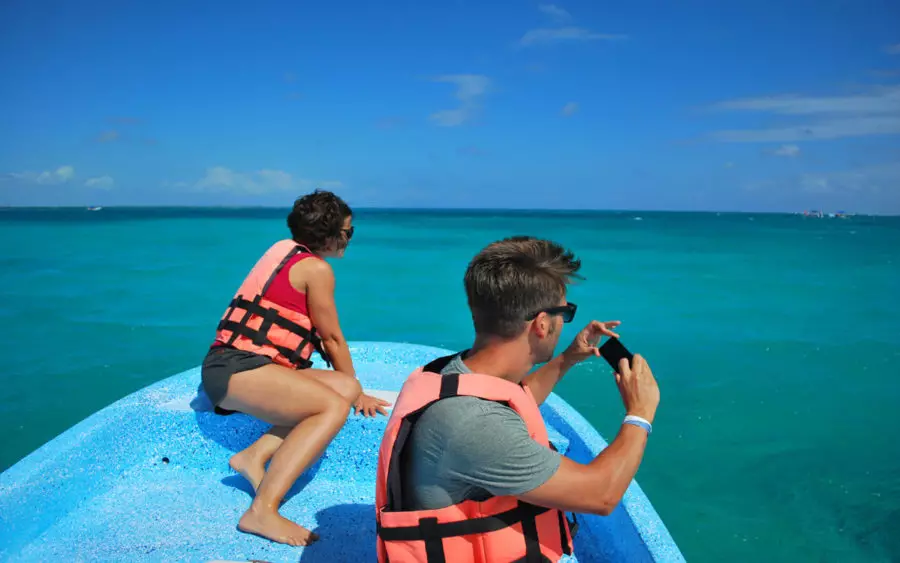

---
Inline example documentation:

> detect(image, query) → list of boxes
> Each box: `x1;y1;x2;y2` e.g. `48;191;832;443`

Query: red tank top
211;250;319;349
263;251;319;315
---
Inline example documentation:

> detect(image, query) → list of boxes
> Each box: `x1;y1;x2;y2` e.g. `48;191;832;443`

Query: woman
201;189;390;546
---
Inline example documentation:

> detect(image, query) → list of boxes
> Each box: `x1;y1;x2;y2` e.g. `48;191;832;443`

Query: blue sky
1;0;899;213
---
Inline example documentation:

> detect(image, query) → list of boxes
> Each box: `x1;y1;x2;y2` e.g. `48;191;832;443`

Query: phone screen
599;337;634;373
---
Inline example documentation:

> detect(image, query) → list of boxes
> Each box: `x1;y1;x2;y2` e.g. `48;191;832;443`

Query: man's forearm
523;353;576;405
587;424;649;513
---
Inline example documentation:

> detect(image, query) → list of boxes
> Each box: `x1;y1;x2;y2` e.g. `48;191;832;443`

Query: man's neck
461;335;534;384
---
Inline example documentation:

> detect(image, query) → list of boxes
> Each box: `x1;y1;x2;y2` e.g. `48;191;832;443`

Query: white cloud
798;162;900;195
712;117;900;142
521;3;624;47
4;165;75;185
96;130;120;143
519;27;626;47
84;175;115;189
710;85;900;116
539;4;572;23
434;74;490;102
561;101;579;116
457;146;487;157
189;166;342;195
429;74;491;127
747;162;900;197
708;85;900;142
885;44;900;55
773;144;801;157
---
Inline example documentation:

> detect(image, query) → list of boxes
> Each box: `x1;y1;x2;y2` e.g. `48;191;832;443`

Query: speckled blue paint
0;342;683;562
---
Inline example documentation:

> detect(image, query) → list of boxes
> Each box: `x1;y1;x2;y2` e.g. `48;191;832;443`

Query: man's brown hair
464;236;583;339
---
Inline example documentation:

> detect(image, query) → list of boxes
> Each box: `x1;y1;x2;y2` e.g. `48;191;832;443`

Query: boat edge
0;340;682;562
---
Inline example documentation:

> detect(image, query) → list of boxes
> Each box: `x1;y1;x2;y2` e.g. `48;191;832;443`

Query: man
375;236;661;562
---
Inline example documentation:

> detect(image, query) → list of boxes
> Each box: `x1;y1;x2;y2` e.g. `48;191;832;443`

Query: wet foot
229;451;265;492
238;505;319;547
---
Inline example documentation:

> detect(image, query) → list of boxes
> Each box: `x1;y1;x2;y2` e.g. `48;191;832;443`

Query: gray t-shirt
401;354;562;510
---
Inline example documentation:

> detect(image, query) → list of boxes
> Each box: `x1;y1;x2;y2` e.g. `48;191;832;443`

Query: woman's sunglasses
342;226;355;240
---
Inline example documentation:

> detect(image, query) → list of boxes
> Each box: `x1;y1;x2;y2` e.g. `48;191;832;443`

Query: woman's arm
293;257;390;416
299;259;355;377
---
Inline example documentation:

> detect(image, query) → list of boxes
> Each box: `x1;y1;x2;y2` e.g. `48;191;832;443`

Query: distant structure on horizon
801;209;854;218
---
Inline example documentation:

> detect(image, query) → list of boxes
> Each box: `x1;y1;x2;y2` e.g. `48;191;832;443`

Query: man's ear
530;312;549;338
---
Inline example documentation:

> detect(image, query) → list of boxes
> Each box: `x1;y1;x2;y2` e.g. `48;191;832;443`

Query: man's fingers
377;405;389;416
631;354;645;372
589;320;621;339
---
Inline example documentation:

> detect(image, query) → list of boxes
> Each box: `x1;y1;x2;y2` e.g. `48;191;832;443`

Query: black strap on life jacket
379;357;573;562
218;244;331;368
547;442;579;544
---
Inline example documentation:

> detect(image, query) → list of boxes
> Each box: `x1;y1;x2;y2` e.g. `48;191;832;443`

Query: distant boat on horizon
802;209;855;219
86;206;103;211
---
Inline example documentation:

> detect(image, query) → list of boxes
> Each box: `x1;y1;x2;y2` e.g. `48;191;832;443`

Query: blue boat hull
0;342;683;562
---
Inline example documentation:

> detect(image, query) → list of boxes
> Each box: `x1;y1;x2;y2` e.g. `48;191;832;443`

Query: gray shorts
201;345;273;415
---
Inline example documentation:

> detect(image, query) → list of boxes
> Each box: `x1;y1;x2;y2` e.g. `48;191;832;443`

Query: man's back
400;355;561;510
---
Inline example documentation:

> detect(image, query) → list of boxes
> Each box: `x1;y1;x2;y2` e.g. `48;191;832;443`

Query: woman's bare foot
229;451;266;492
237;504;319;547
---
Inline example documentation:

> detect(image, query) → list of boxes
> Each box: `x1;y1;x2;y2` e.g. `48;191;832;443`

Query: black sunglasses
342;226;354;240
527;302;577;323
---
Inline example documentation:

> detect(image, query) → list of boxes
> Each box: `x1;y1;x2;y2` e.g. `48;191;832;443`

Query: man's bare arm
522;353;576;405
524;320;622;405
520;354;660;515
518;424;648;515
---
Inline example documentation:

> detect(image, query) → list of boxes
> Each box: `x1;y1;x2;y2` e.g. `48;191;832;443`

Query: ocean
1;207;898;562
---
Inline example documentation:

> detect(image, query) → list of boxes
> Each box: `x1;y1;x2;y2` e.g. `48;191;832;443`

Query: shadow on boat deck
190;382;326;505
300;503;377;562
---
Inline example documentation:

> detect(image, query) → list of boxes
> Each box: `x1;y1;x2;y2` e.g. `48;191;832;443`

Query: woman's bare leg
229;426;291;492
217;364;354;546
229;369;361;492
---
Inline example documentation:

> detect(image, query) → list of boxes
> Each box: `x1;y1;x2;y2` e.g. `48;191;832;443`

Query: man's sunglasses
527;302;577;323
342;226;355;240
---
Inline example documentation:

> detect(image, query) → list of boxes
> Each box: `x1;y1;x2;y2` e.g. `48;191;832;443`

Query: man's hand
614;354;659;423
562;320;622;365
354;393;391;417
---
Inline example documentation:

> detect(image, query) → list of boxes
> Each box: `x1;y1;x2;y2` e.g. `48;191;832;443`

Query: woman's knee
331;371;362;403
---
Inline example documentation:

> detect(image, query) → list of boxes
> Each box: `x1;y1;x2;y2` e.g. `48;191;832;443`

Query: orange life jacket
214;239;331;370
375;353;576;563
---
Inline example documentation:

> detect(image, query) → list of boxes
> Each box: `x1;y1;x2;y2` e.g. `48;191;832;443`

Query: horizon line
0;205;880;216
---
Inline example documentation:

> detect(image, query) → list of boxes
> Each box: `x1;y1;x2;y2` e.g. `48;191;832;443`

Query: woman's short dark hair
286;190;352;251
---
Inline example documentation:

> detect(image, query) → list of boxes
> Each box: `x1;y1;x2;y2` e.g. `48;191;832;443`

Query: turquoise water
1;208;898;562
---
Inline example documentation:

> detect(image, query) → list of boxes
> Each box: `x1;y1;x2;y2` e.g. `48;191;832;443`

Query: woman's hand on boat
563;320;622;364
354;393;391;417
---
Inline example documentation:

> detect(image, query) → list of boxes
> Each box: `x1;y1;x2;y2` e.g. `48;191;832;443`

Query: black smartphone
599;337;634;373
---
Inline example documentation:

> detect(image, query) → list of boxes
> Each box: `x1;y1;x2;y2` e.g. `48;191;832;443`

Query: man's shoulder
419;395;498;419
417;395;521;433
